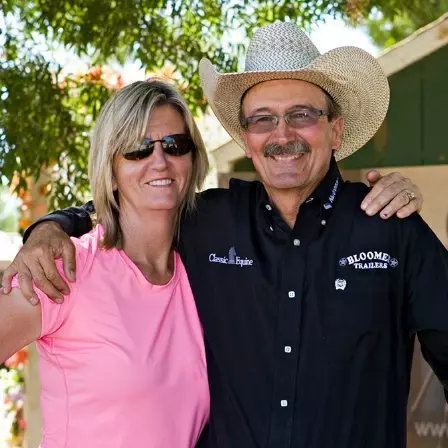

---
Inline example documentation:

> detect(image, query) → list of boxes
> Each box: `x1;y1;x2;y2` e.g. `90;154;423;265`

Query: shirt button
265;204;272;211
288;291;295;298
321;219;327;226
269;226;274;232
280;400;288;407
284;346;292;353
293;238;300;246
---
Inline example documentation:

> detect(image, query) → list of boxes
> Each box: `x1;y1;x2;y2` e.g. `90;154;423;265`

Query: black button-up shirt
28;158;448;448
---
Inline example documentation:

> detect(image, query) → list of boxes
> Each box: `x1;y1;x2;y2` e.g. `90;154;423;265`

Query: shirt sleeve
404;214;448;334
11;234;93;337
418;330;448;401
403;214;448;399
23;201;95;243
10;259;72;337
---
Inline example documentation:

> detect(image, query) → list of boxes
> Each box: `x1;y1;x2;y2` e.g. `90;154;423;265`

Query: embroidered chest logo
322;178;340;210
338;251;399;270
335;278;347;290
209;246;254;268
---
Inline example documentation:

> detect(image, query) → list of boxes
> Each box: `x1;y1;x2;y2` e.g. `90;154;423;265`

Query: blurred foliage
0;46;111;209
1;0;447;208
1;349;27;447
0;185;20;232
361;0;448;48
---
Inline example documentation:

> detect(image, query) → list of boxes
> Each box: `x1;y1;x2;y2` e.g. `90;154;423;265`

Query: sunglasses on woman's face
123;134;195;161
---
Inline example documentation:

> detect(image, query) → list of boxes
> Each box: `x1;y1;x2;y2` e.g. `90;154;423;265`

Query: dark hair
324;90;341;120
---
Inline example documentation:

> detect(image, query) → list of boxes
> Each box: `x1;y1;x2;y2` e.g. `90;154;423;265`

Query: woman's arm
0;288;41;363
1;202;95;304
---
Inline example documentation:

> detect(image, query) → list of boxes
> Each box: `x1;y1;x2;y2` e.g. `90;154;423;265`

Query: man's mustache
263;141;311;158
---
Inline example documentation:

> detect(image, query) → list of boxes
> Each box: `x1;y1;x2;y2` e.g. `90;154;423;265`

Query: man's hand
361;171;423;219
1;222;76;305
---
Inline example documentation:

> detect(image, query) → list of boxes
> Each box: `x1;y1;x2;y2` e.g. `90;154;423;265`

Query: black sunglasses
123;134;195;161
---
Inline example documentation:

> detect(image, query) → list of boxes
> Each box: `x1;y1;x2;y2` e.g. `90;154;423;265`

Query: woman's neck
118;208;177;285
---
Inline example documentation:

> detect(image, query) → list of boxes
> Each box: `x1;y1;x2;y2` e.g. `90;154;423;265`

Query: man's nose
271;116;296;143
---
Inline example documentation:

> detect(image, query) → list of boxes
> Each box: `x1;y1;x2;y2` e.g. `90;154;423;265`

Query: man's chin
264;175;308;191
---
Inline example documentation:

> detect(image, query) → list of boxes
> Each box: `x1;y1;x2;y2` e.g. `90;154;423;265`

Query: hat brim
200;46;390;161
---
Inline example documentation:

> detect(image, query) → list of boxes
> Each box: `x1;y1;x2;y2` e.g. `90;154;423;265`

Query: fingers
361;172;405;216
360;171;423;219
365;169;381;185
25;242;69;301
17;267;40;306
4;254;65;305
61;240;77;282
1;221;72;305
402;185;423;215
396;200;421;219
2;256;41;306
35;257;67;303
1;261;19;295
377;189;414;220
1;257;40;306
395;187;423;218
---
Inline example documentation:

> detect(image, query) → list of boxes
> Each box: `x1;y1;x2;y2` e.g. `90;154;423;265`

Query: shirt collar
311;155;343;207
258;155;343;211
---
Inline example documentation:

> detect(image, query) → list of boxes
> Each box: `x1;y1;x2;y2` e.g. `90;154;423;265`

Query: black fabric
27;158;448;448
23;201;95;243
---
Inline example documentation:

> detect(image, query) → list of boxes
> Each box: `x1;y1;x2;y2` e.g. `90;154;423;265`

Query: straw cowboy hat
199;21;390;160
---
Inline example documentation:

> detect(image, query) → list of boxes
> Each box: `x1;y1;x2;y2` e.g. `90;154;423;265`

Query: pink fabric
13;225;209;447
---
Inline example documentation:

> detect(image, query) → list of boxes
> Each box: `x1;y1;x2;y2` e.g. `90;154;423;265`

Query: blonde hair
88;80;209;248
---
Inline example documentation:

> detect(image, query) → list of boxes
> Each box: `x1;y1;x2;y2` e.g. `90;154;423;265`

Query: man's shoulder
196;178;260;210
337;181;397;230
180;179;260;242
339;181;442;246
339;181;385;217
340;180;370;199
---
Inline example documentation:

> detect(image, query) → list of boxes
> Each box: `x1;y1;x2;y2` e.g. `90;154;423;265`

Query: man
3;22;447;448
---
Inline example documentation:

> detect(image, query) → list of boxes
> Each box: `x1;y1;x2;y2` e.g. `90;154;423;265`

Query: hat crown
244;21;321;72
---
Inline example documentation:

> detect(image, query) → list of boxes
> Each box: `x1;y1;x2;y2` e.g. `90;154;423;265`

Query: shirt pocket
322;271;394;352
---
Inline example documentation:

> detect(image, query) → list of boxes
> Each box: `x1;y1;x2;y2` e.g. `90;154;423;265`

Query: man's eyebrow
288;103;318;111
247;107;272;115
247;104;319;115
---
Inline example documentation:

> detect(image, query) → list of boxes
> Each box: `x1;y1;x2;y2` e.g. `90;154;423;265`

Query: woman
0;80;210;447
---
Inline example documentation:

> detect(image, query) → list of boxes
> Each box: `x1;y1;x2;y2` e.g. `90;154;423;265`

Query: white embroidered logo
328;178;339;204
335;278;347;290
209;246;254;268
338;251;399;270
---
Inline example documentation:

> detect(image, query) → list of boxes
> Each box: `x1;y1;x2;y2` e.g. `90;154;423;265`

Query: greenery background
1;0;447;214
